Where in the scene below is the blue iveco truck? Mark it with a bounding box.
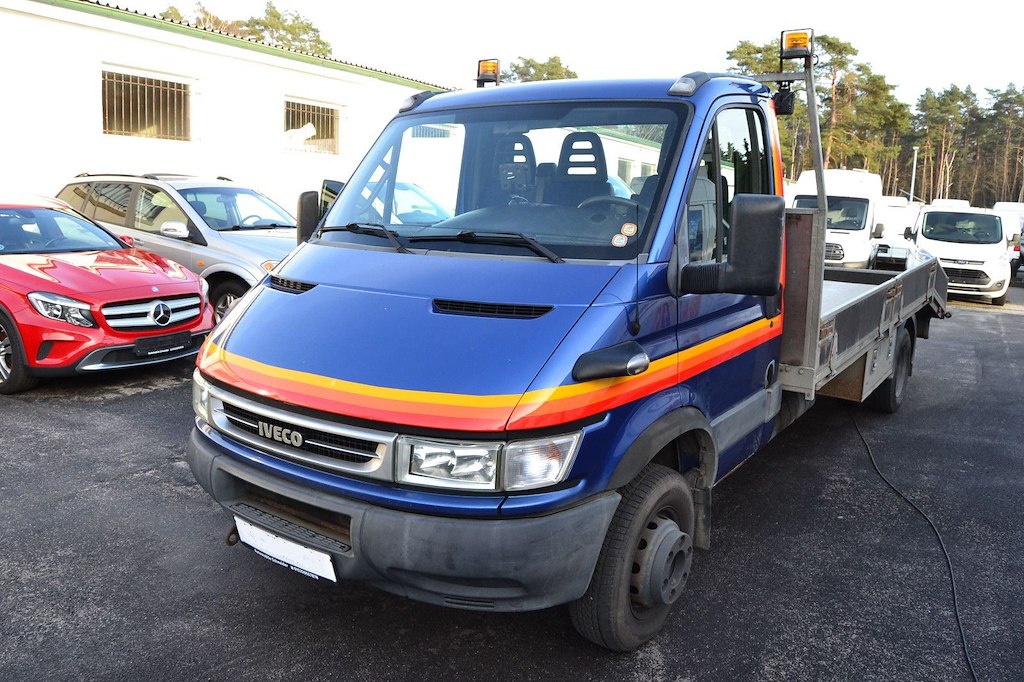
[186,31,948,650]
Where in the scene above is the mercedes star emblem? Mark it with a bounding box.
[150,301,173,327]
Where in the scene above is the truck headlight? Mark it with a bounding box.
[398,437,500,490]
[396,432,581,491]
[192,369,211,424]
[27,292,95,327]
[504,433,581,491]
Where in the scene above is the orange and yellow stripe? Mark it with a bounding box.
[199,315,782,432]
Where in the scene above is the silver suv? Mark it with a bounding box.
[56,173,297,320]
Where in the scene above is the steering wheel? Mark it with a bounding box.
[578,196,642,211]
[44,237,72,247]
[508,195,531,206]
[239,214,263,226]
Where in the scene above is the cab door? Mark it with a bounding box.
[676,104,782,478]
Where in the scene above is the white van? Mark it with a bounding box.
[991,201,1023,279]
[913,205,1011,305]
[790,168,883,268]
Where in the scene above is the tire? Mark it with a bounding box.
[0,310,39,395]
[569,464,695,652]
[866,325,912,414]
[210,280,248,323]
[992,293,1006,306]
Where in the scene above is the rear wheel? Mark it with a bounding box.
[210,280,248,323]
[0,311,38,395]
[867,325,912,413]
[569,464,695,651]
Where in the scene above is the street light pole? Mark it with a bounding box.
[910,146,920,202]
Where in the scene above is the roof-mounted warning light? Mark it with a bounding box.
[476,59,500,88]
[772,29,814,116]
[780,29,814,60]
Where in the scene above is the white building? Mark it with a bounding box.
[0,0,439,212]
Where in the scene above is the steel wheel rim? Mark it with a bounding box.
[629,504,687,619]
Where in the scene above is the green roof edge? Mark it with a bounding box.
[31,0,445,91]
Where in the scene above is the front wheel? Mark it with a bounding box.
[0,310,39,395]
[569,464,695,651]
[992,292,1007,307]
[210,280,248,323]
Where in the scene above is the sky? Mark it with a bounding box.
[127,0,1018,107]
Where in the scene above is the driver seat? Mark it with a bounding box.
[0,218,29,250]
[543,132,610,207]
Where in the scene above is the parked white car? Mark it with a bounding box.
[911,205,1011,305]
[790,169,884,268]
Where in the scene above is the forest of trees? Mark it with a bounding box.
[156,6,1024,206]
[728,36,1024,206]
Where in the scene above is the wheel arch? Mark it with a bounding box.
[607,406,718,549]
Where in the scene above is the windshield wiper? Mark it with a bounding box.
[221,223,294,231]
[408,230,563,263]
[319,222,412,254]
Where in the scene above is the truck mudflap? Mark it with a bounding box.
[187,426,621,612]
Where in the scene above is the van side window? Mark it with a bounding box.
[85,182,133,228]
[56,184,90,213]
[135,186,188,234]
[684,107,770,264]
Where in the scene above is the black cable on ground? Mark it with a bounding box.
[848,408,979,682]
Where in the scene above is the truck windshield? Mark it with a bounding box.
[921,211,1003,244]
[320,102,686,260]
[793,195,869,230]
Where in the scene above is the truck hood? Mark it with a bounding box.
[217,228,297,261]
[200,244,621,432]
[0,248,195,295]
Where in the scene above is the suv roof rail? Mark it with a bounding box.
[74,172,140,178]
[216,176,233,182]
[142,173,194,180]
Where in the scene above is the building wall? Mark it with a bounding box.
[0,0,428,213]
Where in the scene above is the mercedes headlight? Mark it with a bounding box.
[28,292,95,327]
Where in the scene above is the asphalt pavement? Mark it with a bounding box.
[1,283,1022,681]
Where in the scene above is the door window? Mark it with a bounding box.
[84,182,133,228]
[684,107,770,263]
[135,186,188,234]
[56,184,90,213]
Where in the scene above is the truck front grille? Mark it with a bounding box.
[209,386,395,479]
[941,267,989,285]
[824,243,845,261]
[101,294,202,330]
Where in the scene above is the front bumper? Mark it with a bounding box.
[187,425,620,612]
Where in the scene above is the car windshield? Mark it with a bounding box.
[921,211,1003,244]
[793,195,869,230]
[180,187,294,230]
[320,101,687,260]
[0,208,123,254]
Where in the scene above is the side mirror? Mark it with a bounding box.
[680,194,785,296]
[119,234,135,247]
[321,179,344,216]
[297,191,320,244]
[160,221,190,239]
[903,226,914,240]
[872,222,885,239]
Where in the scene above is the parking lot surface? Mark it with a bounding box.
[2,284,1022,681]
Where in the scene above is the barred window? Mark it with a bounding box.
[102,71,190,141]
[284,101,338,154]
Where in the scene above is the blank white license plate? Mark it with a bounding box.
[234,516,337,582]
